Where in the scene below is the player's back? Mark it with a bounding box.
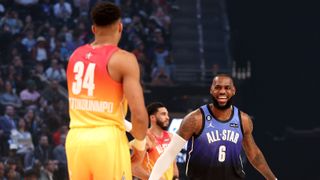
[66,44,127,129]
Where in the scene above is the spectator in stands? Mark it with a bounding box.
[41,80,65,104]
[133,41,152,82]
[151,67,173,86]
[10,118,34,155]
[12,55,25,75]
[22,14,34,33]
[52,124,68,147]
[23,108,43,141]
[154,43,169,69]
[53,0,73,22]
[53,39,70,63]
[23,167,39,180]
[44,59,66,84]
[39,0,54,22]
[0,81,22,109]
[39,159,58,180]
[4,159,22,180]
[19,79,41,110]
[21,30,36,52]
[0,106,18,151]
[31,36,49,65]
[32,134,54,166]
[53,133,67,180]
[46,26,57,53]
[0,10,23,35]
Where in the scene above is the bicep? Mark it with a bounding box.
[177,110,202,141]
[121,54,145,114]
[241,113,259,160]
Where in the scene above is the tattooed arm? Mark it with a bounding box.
[241,112,277,180]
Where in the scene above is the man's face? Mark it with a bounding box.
[39,136,49,147]
[210,76,235,110]
[5,106,15,116]
[154,107,170,130]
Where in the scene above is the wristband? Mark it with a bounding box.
[132,138,146,151]
[124,119,132,132]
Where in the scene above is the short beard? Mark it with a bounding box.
[211,95,233,110]
[156,118,168,130]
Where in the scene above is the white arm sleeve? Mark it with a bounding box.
[124,119,132,132]
[149,133,187,180]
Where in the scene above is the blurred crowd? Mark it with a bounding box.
[0,0,176,179]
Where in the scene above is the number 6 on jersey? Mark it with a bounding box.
[72,61,96,96]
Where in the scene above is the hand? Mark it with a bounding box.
[131,146,147,179]
[131,146,145,166]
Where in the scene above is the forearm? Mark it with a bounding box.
[250,152,276,180]
[131,114,148,140]
[149,134,187,180]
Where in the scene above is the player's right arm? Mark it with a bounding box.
[108,49,148,140]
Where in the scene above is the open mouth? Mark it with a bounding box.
[217,96,228,103]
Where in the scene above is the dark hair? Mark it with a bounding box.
[214,73,234,81]
[91,2,121,26]
[213,73,235,86]
[147,102,165,116]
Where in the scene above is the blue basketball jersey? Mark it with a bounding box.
[186,104,245,180]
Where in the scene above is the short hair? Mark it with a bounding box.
[214,73,233,79]
[213,73,235,85]
[91,2,121,26]
[147,102,165,116]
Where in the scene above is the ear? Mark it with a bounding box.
[91,25,96,34]
[119,22,123,33]
[149,114,157,124]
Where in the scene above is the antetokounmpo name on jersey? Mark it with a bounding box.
[69,97,114,113]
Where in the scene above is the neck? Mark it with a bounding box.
[149,126,164,138]
[91,35,118,48]
[211,104,233,121]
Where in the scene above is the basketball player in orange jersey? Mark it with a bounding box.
[132,102,179,180]
[65,2,148,180]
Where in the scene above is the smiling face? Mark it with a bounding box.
[210,75,236,110]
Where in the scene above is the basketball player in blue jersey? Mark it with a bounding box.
[149,73,277,180]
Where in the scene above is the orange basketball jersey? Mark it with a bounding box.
[67,44,127,129]
[143,131,174,179]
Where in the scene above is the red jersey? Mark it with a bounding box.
[66,44,128,129]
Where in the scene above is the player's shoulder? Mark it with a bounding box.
[69,44,89,58]
[239,110,251,122]
[239,110,253,133]
[188,108,203,120]
[113,48,136,59]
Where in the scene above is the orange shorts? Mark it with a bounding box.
[66,126,132,180]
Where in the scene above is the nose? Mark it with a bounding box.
[219,88,226,94]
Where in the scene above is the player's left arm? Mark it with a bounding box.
[241,112,277,180]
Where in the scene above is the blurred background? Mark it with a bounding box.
[0,0,319,179]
